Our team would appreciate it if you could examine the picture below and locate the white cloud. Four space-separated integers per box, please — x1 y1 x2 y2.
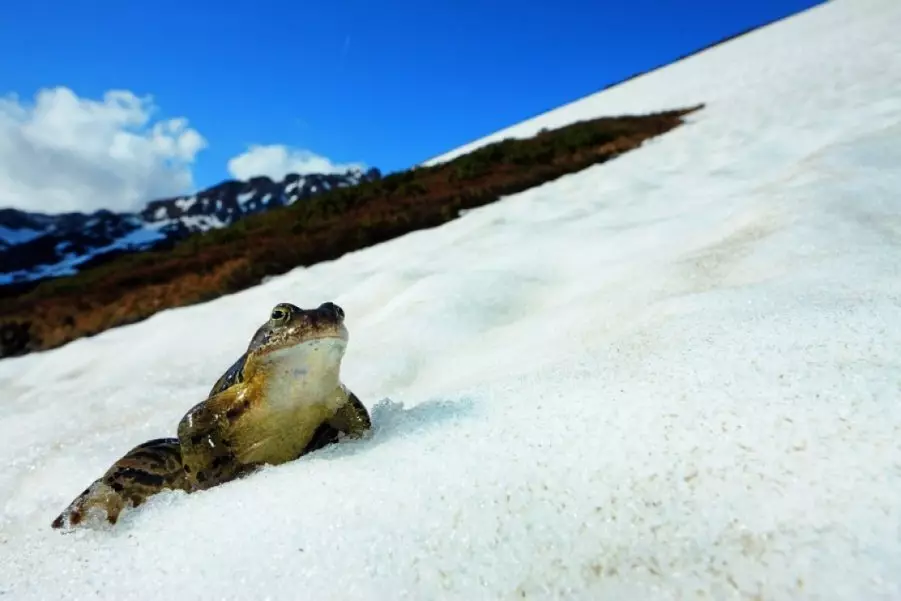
0 87 207 214
227 144 365 181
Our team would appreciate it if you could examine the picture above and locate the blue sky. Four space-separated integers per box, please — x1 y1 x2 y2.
0 0 821 212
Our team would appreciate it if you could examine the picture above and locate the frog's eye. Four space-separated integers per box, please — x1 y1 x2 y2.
270 307 288 322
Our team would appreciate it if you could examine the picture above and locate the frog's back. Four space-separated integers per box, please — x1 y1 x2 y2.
207 313 282 397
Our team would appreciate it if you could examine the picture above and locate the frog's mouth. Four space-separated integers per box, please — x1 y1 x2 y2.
258 336 348 407
288 322 349 344
258 322 349 354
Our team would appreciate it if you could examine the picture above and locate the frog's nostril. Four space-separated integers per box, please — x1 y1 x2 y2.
319 302 344 321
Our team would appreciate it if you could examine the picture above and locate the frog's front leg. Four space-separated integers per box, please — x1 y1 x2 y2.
301 389 372 456
177 390 263 491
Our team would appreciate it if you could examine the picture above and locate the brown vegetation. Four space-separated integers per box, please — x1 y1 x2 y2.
0 104 702 359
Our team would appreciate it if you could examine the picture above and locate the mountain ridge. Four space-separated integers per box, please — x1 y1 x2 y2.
0 107 700 359
0 167 382 288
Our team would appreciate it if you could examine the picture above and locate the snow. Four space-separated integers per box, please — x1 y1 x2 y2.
153 206 168 220
0 226 167 284
2 0 901 599
109 227 166 249
0 225 44 246
0 253 81 283
284 177 309 202
180 214 226 232
175 196 198 212
237 190 255 205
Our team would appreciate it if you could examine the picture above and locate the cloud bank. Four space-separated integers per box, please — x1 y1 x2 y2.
0 87 207 214
227 144 365 181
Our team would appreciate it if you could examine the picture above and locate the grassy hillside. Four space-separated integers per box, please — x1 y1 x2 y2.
0 104 702 359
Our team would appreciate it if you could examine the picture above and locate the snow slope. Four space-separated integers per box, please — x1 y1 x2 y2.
2 0 901 598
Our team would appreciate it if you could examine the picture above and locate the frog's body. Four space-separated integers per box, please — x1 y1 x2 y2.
51 301 371 530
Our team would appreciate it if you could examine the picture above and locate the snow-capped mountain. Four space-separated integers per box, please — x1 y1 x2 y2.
0 167 381 286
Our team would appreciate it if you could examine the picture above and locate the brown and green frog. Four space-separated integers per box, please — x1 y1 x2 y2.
51 301 371 530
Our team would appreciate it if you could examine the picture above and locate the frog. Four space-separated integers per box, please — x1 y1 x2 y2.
50 301 371 530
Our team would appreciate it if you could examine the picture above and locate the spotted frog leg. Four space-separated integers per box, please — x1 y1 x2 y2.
51 437 192 529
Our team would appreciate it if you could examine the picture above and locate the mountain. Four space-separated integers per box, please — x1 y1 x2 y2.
0 108 696 359
0 167 381 287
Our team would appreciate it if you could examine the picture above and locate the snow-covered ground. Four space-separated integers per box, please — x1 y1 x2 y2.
2 0 901 598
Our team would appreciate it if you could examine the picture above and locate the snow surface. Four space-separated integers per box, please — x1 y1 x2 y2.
0 225 44 246
2 0 901 599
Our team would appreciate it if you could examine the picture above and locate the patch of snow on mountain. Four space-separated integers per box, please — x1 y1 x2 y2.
181 215 226 232
0 226 168 284
175 196 198 212
110 227 167 249
0 225 44 246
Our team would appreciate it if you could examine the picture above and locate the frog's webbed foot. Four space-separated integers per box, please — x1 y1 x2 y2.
51 437 191 530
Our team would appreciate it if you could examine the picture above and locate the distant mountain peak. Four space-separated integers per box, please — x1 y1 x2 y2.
0 167 381 286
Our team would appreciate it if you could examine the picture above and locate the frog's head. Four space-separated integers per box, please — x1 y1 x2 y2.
243 302 349 386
